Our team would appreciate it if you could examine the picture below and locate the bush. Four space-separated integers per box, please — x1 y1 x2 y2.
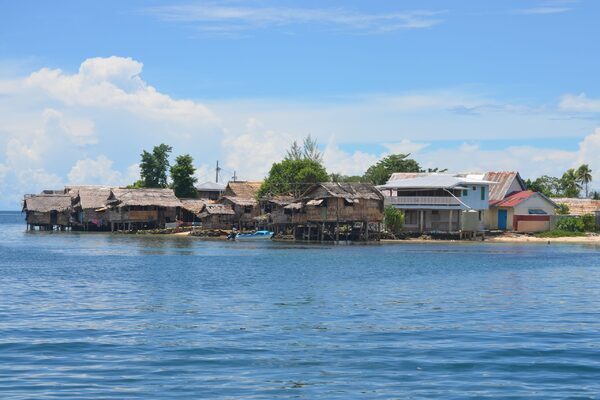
581 214 597 232
555 216 584 232
556 203 570 215
384 206 404 236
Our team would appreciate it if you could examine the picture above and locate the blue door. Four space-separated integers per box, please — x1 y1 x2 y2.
498 209 507 230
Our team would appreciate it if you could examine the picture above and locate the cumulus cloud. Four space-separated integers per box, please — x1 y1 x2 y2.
67 156 124 185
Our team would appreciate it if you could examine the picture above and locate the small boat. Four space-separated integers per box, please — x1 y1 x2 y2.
234 230 274 240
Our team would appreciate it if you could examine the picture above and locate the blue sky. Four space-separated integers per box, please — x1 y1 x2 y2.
1 0 600 208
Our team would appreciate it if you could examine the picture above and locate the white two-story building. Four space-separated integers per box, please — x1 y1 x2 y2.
378 173 494 233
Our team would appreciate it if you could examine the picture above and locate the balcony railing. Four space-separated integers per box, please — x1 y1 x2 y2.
385 196 461 207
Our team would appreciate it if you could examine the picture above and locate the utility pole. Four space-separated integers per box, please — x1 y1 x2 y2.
232 171 237 182
216 160 221 183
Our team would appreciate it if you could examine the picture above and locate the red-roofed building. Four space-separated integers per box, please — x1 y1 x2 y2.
483 172 558 232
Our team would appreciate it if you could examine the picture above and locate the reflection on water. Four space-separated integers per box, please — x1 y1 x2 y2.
0 212 599 399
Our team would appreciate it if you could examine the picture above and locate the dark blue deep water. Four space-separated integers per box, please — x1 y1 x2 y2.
1 211 599 399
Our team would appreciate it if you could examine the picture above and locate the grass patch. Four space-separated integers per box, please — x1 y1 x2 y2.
535 230 588 238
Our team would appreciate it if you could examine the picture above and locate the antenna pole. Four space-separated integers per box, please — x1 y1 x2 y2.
216 160 221 183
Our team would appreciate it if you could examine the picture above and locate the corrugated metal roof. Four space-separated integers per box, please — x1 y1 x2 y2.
196 181 226 191
492 190 536 207
483 172 526 201
380 174 494 190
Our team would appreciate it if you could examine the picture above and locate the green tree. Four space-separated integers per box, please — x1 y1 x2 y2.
138 144 173 188
259 137 329 197
330 173 364 183
363 154 422 185
576 164 592 198
556 203 570 215
285 135 323 163
526 175 563 197
170 154 197 198
561 168 582 198
384 206 404 236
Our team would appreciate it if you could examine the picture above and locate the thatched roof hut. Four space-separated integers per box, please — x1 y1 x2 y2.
66 186 112 211
197 203 235 229
551 198 600 216
223 181 262 199
23 194 73 228
23 194 72 213
299 182 384 202
107 188 182 208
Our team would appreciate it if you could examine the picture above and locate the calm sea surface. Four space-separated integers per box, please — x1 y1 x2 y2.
1 211 599 399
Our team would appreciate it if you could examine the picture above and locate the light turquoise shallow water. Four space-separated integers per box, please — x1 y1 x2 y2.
1 211 599 399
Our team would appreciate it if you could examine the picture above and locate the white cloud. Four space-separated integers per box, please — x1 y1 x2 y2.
322 142 379 177
559 93 600 113
515 7 571 14
383 139 430 154
221 118 293 181
147 3 443 35
67 156 124 185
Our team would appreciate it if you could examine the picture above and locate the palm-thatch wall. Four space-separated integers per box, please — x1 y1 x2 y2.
106 188 182 230
22 194 73 229
197 204 236 229
66 186 112 230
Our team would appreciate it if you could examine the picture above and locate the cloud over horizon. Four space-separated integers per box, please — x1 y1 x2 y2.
1 55 600 209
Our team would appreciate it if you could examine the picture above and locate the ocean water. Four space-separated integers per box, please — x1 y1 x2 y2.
0 211 599 399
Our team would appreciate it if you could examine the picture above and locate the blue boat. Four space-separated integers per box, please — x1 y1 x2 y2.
233 230 274 240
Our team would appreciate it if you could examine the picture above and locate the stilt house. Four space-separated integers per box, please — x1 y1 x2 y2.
66 186 112 231
23 193 73 230
106 188 182 231
219 181 262 230
291 182 384 241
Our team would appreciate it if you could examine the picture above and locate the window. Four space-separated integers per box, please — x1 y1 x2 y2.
472 186 476 191
405 210 417 225
480 187 485 200
478 211 482 221
463 189 468 196
244 206 253 214
528 209 548 215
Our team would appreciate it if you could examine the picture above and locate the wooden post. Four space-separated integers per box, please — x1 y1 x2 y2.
419 210 424 233
365 221 369 241
448 210 453 232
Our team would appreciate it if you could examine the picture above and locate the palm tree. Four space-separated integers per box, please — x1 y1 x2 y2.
561 168 582 198
576 164 592 198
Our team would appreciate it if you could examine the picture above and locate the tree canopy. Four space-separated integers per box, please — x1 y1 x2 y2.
170 154 197 198
363 154 422 185
138 144 173 188
259 136 329 198
526 164 592 198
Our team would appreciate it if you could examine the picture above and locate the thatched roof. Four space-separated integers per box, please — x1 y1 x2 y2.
552 198 600 215
67 186 112 210
180 199 209 215
107 188 182 208
224 181 262 198
300 182 384 201
203 204 235 216
262 195 294 206
23 194 72 213
222 196 257 206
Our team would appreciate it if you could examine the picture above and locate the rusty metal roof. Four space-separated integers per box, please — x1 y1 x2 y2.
483 172 526 201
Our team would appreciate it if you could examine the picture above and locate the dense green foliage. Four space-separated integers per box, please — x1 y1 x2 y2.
555 216 584 232
363 154 422 185
259 136 329 197
329 173 364 183
384 206 404 235
138 144 173 188
556 203 570 215
535 230 587 238
170 154 197 198
581 214 597 232
526 164 592 198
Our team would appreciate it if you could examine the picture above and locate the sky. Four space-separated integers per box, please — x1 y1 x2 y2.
1 0 600 209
